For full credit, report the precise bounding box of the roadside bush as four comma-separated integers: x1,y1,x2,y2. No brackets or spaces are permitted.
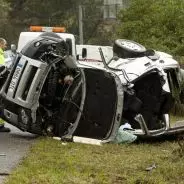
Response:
116,0,184,56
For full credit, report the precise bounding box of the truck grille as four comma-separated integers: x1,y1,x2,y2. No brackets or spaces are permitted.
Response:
5,55,47,109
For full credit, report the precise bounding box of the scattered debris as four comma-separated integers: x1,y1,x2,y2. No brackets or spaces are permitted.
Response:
53,137,61,141
119,123,133,131
61,142,67,146
73,136,102,146
145,163,157,171
53,136,102,145
113,125,137,144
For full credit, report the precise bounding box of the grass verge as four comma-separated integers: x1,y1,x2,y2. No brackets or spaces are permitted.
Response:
4,136,184,184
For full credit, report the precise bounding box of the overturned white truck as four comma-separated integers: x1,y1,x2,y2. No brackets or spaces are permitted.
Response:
0,27,184,142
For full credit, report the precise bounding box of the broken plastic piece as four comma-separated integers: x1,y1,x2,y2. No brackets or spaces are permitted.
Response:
53,137,61,141
73,136,102,145
145,163,156,171
119,123,133,130
113,129,137,144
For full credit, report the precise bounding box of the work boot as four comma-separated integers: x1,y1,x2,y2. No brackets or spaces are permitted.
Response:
0,125,11,132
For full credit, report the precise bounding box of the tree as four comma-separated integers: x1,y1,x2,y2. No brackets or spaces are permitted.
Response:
7,0,80,43
116,0,184,56
6,0,104,44
0,0,11,41
6,0,105,45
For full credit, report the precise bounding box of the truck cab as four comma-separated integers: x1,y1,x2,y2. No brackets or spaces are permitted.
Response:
17,26,77,58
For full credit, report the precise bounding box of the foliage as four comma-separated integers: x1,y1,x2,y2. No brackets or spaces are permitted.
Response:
4,0,184,49
0,0,11,40
5,0,106,45
116,0,184,56
87,21,117,45
0,0,10,21
6,0,78,44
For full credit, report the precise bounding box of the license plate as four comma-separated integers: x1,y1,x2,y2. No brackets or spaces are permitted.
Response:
8,63,23,93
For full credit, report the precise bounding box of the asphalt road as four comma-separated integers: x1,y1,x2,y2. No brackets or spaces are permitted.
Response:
0,123,37,184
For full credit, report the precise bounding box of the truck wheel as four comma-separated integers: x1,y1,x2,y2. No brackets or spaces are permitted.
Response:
113,39,146,59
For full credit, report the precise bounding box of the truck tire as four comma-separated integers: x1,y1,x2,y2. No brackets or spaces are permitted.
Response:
113,39,146,59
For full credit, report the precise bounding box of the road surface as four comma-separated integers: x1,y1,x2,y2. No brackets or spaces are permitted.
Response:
0,123,37,184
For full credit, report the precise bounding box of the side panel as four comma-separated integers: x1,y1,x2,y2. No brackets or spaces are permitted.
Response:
73,68,123,140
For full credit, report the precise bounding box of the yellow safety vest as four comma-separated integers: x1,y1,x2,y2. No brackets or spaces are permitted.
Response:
0,48,5,125
0,48,4,65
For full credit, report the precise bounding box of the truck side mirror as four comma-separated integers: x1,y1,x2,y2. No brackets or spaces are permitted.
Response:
82,48,87,58
11,44,16,53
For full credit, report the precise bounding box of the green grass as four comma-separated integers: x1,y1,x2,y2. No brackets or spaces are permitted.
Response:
170,114,184,124
4,137,184,184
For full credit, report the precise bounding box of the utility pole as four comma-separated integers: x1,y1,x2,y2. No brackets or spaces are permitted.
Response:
79,5,84,44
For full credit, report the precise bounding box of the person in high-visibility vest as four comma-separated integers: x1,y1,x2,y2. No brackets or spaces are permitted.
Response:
0,38,10,132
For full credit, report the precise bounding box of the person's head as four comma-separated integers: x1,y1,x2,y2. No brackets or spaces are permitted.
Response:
0,38,7,50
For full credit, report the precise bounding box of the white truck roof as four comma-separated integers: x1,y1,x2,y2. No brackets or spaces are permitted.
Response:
17,32,76,56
